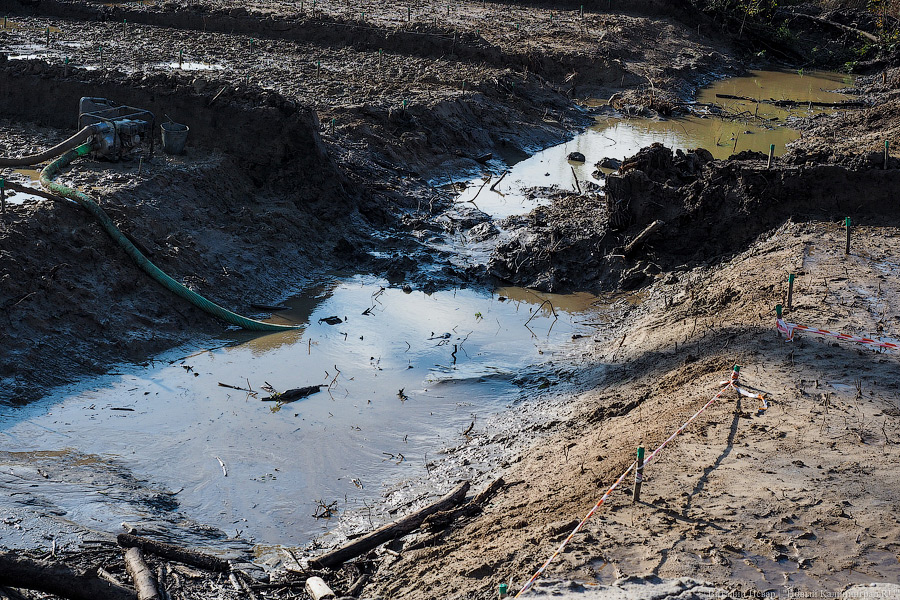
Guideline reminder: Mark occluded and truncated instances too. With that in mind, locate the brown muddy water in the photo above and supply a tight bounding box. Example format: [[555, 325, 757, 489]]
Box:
[[0, 276, 604, 549], [456, 69, 856, 218]]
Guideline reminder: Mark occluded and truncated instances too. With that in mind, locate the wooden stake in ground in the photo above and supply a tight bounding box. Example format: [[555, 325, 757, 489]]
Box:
[[787, 273, 795, 309], [124, 547, 160, 600], [632, 445, 644, 502], [310, 481, 469, 569], [845, 216, 851, 255], [571, 166, 581, 194], [767, 143, 774, 169]]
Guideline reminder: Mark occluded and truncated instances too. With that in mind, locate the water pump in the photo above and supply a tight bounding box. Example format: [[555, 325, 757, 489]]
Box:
[[77, 97, 155, 161]]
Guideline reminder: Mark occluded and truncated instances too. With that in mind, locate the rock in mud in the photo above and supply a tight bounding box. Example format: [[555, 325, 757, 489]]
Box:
[[596, 157, 621, 170], [567, 151, 586, 162]]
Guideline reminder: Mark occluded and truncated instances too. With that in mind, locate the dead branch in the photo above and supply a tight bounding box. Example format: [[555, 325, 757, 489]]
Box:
[[624, 220, 664, 256], [309, 481, 470, 569], [117, 534, 230, 573], [0, 552, 136, 600]]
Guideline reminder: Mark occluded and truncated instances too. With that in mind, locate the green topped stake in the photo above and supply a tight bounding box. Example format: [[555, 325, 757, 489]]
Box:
[[632, 445, 645, 503], [787, 273, 795, 309], [845, 216, 851, 255]]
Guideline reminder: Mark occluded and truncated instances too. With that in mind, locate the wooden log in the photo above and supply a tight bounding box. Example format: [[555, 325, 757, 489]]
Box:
[[791, 13, 879, 43], [470, 476, 505, 507], [714, 93, 865, 109], [117, 534, 230, 573], [423, 476, 505, 531], [624, 220, 664, 256], [0, 552, 136, 600], [305, 576, 335, 600], [309, 481, 470, 570], [124, 547, 160, 600]]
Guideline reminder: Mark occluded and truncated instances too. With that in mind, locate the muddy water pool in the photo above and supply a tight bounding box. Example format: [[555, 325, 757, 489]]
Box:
[[0, 68, 856, 553], [456, 69, 856, 218], [0, 277, 604, 548]]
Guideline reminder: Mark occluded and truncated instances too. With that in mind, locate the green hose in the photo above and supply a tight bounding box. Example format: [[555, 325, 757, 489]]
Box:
[[40, 143, 298, 332]]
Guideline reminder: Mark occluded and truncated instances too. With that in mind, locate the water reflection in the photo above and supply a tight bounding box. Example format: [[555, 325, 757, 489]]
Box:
[[0, 277, 598, 546], [456, 69, 856, 218]]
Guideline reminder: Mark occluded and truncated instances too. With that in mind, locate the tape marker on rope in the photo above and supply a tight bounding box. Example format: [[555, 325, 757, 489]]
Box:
[[515, 366, 749, 597], [777, 317, 898, 351]]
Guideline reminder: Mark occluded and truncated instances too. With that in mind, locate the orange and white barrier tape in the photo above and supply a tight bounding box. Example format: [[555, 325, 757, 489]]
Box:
[[515, 366, 756, 597], [777, 318, 899, 352]]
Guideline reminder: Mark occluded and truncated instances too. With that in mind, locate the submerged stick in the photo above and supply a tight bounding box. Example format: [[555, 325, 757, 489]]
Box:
[[489, 170, 509, 192], [524, 299, 558, 327], [469, 175, 492, 202]]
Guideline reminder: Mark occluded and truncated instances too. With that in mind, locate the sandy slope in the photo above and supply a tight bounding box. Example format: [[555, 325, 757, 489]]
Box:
[[362, 220, 900, 598]]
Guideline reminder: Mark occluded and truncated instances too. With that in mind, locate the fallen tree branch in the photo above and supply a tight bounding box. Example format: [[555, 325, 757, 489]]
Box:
[[0, 552, 136, 600], [423, 476, 506, 531], [624, 220, 664, 256], [791, 13, 879, 43], [309, 481, 470, 569], [124, 548, 159, 600], [714, 93, 866, 109], [117, 534, 230, 573]]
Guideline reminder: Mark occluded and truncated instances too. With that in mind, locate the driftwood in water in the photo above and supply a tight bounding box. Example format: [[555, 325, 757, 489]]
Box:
[[715, 93, 865, 109], [423, 476, 506, 531], [117, 533, 230, 573], [309, 481, 470, 569], [123, 548, 159, 600], [624, 220, 664, 256], [262, 385, 324, 403], [0, 551, 136, 600], [489, 170, 509, 192]]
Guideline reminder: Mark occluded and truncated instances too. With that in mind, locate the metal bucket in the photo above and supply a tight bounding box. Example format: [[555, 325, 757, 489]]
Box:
[[161, 122, 189, 155]]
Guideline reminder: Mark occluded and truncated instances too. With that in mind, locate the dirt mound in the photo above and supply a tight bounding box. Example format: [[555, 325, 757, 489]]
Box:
[[489, 142, 900, 292]]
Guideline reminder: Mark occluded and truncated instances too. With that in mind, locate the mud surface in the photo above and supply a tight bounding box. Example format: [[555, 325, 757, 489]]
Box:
[[2, 0, 900, 599]]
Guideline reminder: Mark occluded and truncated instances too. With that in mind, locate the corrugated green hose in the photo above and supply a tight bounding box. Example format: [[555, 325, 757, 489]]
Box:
[[40, 143, 298, 332]]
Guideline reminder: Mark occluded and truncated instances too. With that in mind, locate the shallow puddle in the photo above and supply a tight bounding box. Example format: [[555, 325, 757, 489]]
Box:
[[456, 69, 856, 219], [162, 61, 225, 71], [0, 276, 601, 546]]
